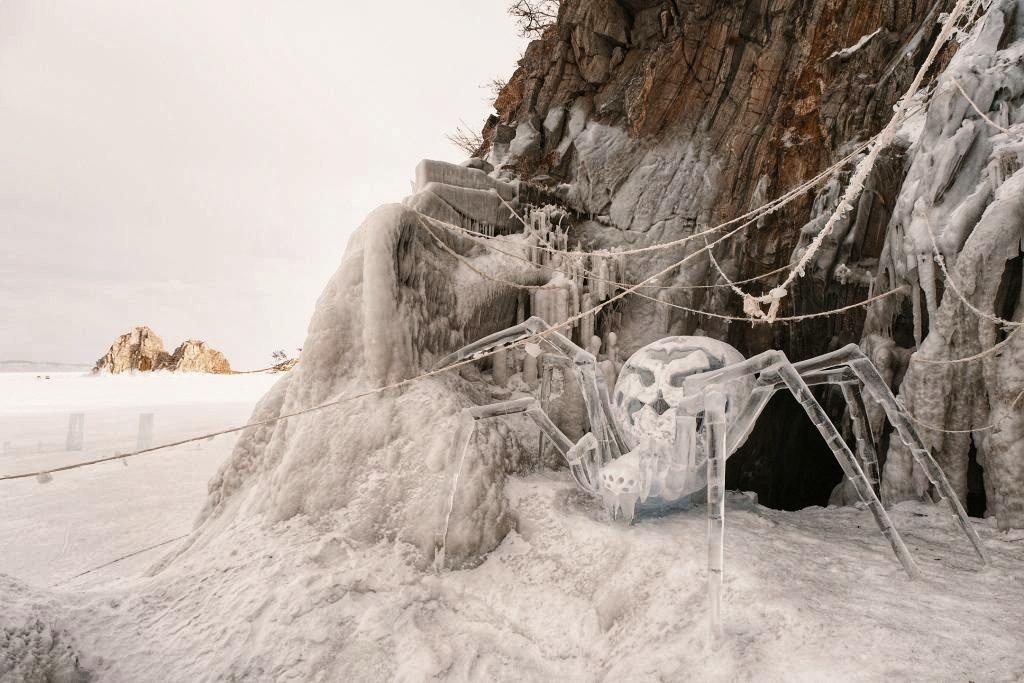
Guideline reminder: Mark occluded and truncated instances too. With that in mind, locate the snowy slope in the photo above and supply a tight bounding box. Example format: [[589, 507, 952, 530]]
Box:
[[3, 476, 1023, 680]]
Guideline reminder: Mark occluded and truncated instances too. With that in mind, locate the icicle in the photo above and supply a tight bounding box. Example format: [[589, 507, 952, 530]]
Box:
[[595, 257, 609, 300], [554, 286, 570, 325], [493, 348, 509, 387], [436, 416, 477, 572], [917, 252, 940, 320], [580, 293, 595, 346], [523, 353, 539, 388]]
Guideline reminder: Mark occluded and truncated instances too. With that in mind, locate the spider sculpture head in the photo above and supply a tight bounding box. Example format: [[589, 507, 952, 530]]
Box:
[[610, 337, 753, 448], [596, 337, 755, 516]]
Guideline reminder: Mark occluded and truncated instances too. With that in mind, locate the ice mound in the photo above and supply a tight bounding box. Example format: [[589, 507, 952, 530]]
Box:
[[0, 576, 90, 683], [176, 192, 550, 569]]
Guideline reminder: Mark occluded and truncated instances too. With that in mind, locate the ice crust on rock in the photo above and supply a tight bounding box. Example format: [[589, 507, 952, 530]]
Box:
[[868, 0, 1024, 528], [190, 168, 555, 568]]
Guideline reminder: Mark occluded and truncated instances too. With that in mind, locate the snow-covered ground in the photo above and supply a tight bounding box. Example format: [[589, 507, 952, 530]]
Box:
[[0, 371, 279, 588], [2, 372, 1024, 681]]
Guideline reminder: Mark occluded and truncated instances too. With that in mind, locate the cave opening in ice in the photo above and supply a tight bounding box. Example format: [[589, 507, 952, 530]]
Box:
[[725, 392, 845, 511]]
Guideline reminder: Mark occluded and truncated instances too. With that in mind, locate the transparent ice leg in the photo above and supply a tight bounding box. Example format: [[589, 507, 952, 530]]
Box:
[[704, 389, 728, 640], [776, 360, 922, 579]]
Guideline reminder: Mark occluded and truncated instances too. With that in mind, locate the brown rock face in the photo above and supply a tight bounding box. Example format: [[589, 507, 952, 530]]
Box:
[[163, 340, 232, 374], [93, 326, 169, 373], [93, 328, 231, 374]]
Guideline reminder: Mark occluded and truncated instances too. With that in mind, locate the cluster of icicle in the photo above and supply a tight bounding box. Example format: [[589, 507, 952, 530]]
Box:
[[521, 205, 627, 351]]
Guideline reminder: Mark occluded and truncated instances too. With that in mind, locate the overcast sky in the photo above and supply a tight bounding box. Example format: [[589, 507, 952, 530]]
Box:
[[0, 1, 527, 368]]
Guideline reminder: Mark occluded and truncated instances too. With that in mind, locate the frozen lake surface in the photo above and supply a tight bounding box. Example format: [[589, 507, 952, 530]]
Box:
[[0, 371, 280, 587], [1, 371, 1023, 681]]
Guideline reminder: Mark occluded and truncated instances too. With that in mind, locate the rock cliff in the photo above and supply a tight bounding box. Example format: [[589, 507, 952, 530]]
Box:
[[92, 326, 169, 374], [165, 340, 232, 374]]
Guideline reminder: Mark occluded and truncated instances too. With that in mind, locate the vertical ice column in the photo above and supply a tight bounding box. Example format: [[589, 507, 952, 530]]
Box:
[[436, 413, 477, 572], [704, 390, 728, 641], [137, 413, 155, 451], [66, 413, 85, 451], [492, 348, 509, 387], [595, 258, 609, 300], [606, 332, 619, 367], [523, 353, 539, 388], [580, 293, 596, 348]]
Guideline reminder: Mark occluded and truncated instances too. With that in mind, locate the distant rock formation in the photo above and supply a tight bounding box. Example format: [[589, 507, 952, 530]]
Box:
[[93, 326, 232, 374], [164, 339, 231, 374], [93, 326, 169, 373]]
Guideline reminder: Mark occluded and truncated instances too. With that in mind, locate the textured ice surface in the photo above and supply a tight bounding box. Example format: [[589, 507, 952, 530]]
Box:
[[871, 0, 1024, 528]]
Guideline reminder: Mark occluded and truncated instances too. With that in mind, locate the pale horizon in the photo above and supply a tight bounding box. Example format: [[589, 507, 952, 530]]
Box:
[[0, 1, 527, 369]]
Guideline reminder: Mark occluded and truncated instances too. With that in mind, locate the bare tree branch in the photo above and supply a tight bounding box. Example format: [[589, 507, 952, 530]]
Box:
[[508, 0, 559, 38], [446, 121, 484, 157]]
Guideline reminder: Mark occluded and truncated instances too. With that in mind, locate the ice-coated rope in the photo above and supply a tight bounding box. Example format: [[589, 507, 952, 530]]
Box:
[[922, 214, 1023, 329], [904, 386, 1024, 433], [909, 326, 1021, 365], [952, 78, 1021, 138], [433, 205, 797, 291], [50, 533, 189, 587], [494, 136, 880, 259], [422, 210, 909, 323]]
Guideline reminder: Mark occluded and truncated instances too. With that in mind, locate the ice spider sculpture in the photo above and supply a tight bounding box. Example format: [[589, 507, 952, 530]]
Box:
[[436, 317, 989, 636]]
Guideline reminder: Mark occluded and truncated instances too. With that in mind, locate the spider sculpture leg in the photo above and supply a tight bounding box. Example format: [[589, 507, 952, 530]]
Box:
[[790, 344, 989, 565], [686, 350, 922, 589], [436, 397, 599, 570], [839, 382, 882, 494], [703, 388, 728, 638], [434, 316, 627, 476]]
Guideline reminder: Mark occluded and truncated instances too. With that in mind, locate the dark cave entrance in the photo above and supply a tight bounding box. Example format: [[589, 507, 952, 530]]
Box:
[[966, 437, 987, 519], [724, 390, 845, 511]]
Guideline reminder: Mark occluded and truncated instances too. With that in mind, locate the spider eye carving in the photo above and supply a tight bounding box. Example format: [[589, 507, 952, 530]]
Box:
[[668, 372, 687, 388], [636, 368, 655, 386]]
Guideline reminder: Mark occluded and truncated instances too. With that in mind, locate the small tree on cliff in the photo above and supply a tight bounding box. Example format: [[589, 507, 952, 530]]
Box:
[[508, 0, 559, 38]]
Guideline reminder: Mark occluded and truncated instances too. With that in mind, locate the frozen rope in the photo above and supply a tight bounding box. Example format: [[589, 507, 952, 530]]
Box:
[[904, 386, 1024, 433], [734, 0, 979, 321], [923, 214, 1022, 329], [494, 135, 880, 259], [419, 210, 908, 323], [0, 337, 555, 482], [952, 78, 1020, 138], [424, 206, 797, 292], [629, 286, 907, 323], [50, 533, 190, 587], [909, 326, 1021, 365], [418, 215, 550, 291]]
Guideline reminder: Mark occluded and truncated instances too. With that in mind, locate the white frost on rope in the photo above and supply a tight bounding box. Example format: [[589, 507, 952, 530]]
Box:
[[829, 28, 883, 60]]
